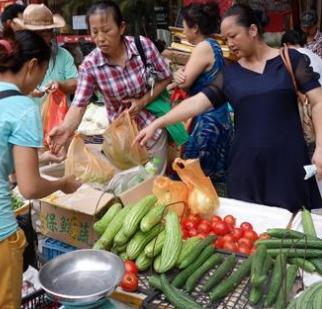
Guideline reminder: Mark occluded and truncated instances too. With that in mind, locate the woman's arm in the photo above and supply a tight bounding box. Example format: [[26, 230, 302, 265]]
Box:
[[307, 87, 322, 178], [174, 42, 213, 89], [134, 92, 213, 145], [13, 146, 81, 199]]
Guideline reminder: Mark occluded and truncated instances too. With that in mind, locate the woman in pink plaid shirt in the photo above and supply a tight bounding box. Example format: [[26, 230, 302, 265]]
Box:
[[48, 1, 171, 172]]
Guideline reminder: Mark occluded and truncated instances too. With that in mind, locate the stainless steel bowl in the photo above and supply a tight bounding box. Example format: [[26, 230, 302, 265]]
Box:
[[39, 250, 125, 306]]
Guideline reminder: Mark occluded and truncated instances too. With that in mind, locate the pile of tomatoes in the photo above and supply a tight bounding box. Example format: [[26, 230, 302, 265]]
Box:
[[120, 260, 139, 292], [181, 214, 268, 255]]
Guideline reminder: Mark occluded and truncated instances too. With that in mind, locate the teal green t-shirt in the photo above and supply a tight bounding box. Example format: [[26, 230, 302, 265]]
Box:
[[0, 82, 43, 241], [35, 46, 78, 105]]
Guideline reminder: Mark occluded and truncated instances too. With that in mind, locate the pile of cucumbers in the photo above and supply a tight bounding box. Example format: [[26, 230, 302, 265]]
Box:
[[92, 195, 204, 273]]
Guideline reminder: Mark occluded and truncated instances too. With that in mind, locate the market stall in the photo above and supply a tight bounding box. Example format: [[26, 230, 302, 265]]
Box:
[[15, 152, 322, 309]]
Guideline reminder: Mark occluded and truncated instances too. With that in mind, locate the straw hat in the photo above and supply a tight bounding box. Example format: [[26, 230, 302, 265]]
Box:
[[13, 4, 65, 30]]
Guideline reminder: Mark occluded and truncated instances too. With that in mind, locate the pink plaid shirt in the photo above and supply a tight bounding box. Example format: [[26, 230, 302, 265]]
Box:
[[72, 36, 171, 141], [305, 30, 322, 59]]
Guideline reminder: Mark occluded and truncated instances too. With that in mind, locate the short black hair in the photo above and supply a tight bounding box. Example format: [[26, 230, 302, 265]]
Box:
[[1, 4, 25, 24], [86, 1, 123, 28], [281, 30, 302, 46]]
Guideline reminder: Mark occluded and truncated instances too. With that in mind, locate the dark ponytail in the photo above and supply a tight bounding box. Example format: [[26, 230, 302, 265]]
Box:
[[181, 3, 220, 35], [0, 30, 51, 74], [223, 4, 266, 37]]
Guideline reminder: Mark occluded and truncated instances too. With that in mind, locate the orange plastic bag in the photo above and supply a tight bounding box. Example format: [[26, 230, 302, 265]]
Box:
[[152, 176, 189, 217], [102, 111, 149, 170], [42, 89, 68, 147], [172, 158, 220, 218], [65, 135, 115, 183]]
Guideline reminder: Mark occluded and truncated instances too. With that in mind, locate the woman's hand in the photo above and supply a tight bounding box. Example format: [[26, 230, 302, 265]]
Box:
[[30, 89, 45, 97], [123, 98, 144, 117], [61, 175, 82, 194], [48, 124, 73, 155], [133, 121, 160, 147], [45, 81, 60, 93], [173, 68, 186, 85], [39, 149, 66, 165], [312, 146, 322, 180]]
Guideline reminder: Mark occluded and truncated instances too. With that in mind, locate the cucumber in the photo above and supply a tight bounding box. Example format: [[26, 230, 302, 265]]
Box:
[[178, 235, 216, 269], [203, 254, 237, 292], [113, 229, 130, 246], [264, 253, 286, 307], [93, 203, 122, 235], [209, 256, 252, 301], [185, 254, 223, 292], [250, 244, 267, 287], [140, 204, 166, 232], [296, 282, 322, 309], [274, 265, 298, 309], [126, 224, 163, 260], [93, 206, 131, 250], [256, 239, 322, 249], [172, 245, 214, 288], [148, 275, 198, 305], [302, 208, 317, 238], [123, 195, 157, 237], [154, 255, 161, 273], [119, 252, 128, 261], [289, 258, 316, 273], [136, 252, 152, 271], [266, 228, 318, 240], [249, 254, 273, 305], [310, 258, 322, 275], [159, 211, 182, 273], [267, 249, 322, 258], [176, 237, 201, 267], [144, 230, 166, 258], [160, 275, 203, 309]]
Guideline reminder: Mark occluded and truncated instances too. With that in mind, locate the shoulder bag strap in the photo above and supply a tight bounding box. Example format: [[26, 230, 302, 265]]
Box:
[[0, 89, 22, 99], [134, 36, 147, 68]]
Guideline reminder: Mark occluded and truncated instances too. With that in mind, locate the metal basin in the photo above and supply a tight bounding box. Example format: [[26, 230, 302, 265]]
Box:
[[39, 250, 125, 306]]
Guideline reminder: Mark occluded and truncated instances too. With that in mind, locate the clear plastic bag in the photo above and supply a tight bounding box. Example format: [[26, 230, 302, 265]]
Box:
[[102, 111, 149, 170], [65, 135, 115, 184]]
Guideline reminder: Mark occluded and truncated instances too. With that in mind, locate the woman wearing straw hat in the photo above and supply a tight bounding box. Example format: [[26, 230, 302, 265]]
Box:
[[14, 4, 78, 103]]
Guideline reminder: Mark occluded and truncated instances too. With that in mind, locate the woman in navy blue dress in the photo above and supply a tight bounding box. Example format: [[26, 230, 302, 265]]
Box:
[[136, 4, 322, 212]]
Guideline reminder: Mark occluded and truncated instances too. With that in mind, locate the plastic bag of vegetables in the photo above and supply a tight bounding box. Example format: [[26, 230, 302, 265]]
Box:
[[172, 158, 219, 217]]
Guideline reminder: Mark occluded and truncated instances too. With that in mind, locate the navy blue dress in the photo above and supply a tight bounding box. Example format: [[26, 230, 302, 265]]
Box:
[[202, 49, 322, 212], [183, 39, 233, 184]]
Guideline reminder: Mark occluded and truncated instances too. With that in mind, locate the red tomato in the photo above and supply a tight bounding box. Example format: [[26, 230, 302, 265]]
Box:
[[237, 245, 250, 255], [237, 237, 253, 249], [231, 228, 243, 241], [124, 260, 138, 274], [213, 237, 224, 249], [200, 219, 211, 226], [222, 241, 237, 252], [226, 224, 235, 232], [211, 215, 222, 223], [243, 230, 259, 242], [250, 246, 257, 255], [186, 214, 201, 226], [197, 222, 212, 234], [182, 219, 196, 230], [259, 232, 271, 240], [240, 222, 253, 231], [222, 234, 235, 243], [223, 215, 236, 226], [212, 221, 230, 236], [188, 228, 198, 237], [120, 272, 138, 292], [197, 233, 207, 239], [182, 229, 190, 239]]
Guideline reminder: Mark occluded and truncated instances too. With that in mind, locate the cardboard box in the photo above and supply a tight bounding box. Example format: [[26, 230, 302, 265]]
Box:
[[39, 186, 114, 248]]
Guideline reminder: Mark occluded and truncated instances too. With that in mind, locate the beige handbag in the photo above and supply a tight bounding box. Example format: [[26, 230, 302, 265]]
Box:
[[280, 46, 315, 144]]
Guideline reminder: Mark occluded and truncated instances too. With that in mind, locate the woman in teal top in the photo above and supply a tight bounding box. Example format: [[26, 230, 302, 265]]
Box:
[[0, 30, 80, 308], [172, 3, 233, 186]]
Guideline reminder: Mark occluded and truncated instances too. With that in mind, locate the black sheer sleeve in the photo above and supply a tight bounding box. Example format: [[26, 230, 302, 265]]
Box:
[[201, 71, 227, 108], [292, 51, 321, 93]]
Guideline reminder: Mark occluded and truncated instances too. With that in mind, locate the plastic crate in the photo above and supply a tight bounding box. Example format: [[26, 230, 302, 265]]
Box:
[[41, 237, 76, 262], [21, 289, 60, 309]]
